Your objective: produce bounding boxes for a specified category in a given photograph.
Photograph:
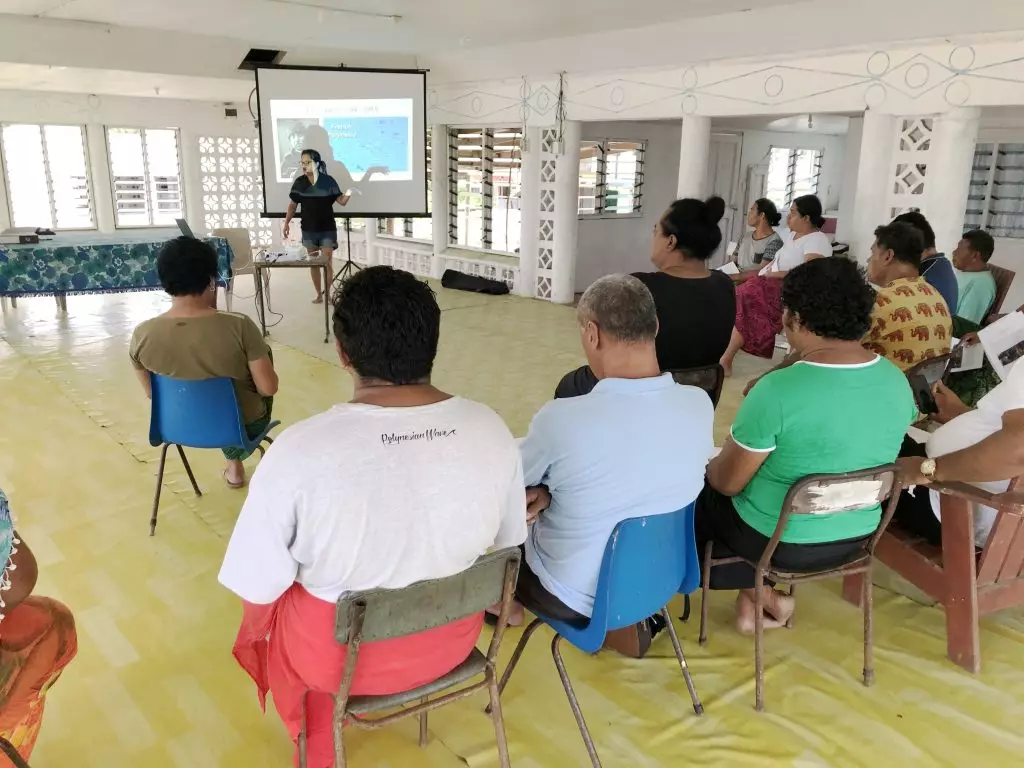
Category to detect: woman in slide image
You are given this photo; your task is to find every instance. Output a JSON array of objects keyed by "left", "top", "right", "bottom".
[
  {"left": 0, "top": 489, "right": 78, "bottom": 765},
  {"left": 554, "top": 196, "right": 736, "bottom": 398},
  {"left": 719, "top": 194, "right": 832, "bottom": 376},
  {"left": 734, "top": 198, "right": 784, "bottom": 272},
  {"left": 283, "top": 149, "right": 350, "bottom": 305}
]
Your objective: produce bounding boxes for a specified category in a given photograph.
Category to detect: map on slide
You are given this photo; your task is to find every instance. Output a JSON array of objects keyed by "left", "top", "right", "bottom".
[{"left": 323, "top": 116, "right": 410, "bottom": 176}]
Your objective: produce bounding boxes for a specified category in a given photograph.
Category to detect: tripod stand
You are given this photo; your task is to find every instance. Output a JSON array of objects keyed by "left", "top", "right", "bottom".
[{"left": 331, "top": 218, "right": 361, "bottom": 294}]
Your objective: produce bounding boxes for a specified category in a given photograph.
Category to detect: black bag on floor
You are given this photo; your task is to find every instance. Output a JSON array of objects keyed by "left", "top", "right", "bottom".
[{"left": 440, "top": 269, "right": 510, "bottom": 295}]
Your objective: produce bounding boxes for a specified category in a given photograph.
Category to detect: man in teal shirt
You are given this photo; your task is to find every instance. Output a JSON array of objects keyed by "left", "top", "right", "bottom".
[{"left": 953, "top": 229, "right": 998, "bottom": 325}]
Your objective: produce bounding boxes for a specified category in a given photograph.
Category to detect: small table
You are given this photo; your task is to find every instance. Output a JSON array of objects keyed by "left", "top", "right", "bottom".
[{"left": 253, "top": 251, "right": 331, "bottom": 343}]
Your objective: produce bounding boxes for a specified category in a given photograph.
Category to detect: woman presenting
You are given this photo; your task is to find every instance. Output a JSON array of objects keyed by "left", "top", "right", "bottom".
[{"left": 282, "top": 149, "right": 351, "bottom": 304}]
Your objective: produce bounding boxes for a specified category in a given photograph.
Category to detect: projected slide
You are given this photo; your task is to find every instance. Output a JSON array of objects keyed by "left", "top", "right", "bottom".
[
  {"left": 256, "top": 66, "right": 427, "bottom": 217},
  {"left": 270, "top": 99, "right": 413, "bottom": 184}
]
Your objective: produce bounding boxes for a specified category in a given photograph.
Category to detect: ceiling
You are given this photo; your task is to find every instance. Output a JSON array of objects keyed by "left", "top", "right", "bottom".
[
  {"left": 2, "top": 0, "right": 798, "bottom": 53},
  {"left": 714, "top": 114, "right": 853, "bottom": 135}
]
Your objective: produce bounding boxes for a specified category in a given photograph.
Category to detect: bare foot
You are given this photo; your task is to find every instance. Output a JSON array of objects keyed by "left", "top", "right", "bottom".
[
  {"left": 720, "top": 358, "right": 733, "bottom": 378},
  {"left": 487, "top": 600, "right": 525, "bottom": 627},
  {"left": 734, "top": 593, "right": 786, "bottom": 635},
  {"left": 223, "top": 460, "right": 246, "bottom": 489},
  {"left": 765, "top": 593, "right": 795, "bottom": 625},
  {"left": 312, "top": 294, "right": 324, "bottom": 304}
]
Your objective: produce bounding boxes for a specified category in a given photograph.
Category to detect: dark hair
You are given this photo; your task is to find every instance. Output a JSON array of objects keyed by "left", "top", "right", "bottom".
[
  {"left": 156, "top": 236, "right": 218, "bottom": 297},
  {"left": 962, "top": 229, "right": 995, "bottom": 263},
  {"left": 301, "top": 148, "right": 327, "bottom": 175},
  {"left": 332, "top": 266, "right": 440, "bottom": 384},
  {"left": 791, "top": 194, "right": 826, "bottom": 229},
  {"left": 753, "top": 198, "right": 782, "bottom": 227},
  {"left": 874, "top": 222, "right": 924, "bottom": 270},
  {"left": 781, "top": 258, "right": 876, "bottom": 341},
  {"left": 891, "top": 210, "right": 936, "bottom": 250},
  {"left": 659, "top": 196, "right": 725, "bottom": 260}
]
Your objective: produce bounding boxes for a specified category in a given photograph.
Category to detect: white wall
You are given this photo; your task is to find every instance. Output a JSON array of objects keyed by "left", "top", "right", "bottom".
[
  {"left": 0, "top": 89, "right": 259, "bottom": 235},
  {"left": 733, "top": 129, "right": 847, "bottom": 213},
  {"left": 574, "top": 120, "right": 681, "bottom": 292}
]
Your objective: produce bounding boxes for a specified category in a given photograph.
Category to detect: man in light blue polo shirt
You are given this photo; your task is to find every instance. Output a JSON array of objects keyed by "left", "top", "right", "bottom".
[{"left": 515, "top": 274, "right": 713, "bottom": 653}]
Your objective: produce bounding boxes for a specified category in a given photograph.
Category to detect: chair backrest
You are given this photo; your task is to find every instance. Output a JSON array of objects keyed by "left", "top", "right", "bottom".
[
  {"left": 589, "top": 504, "right": 697, "bottom": 633},
  {"left": 212, "top": 227, "right": 254, "bottom": 275},
  {"left": 989, "top": 265, "right": 1015, "bottom": 316},
  {"left": 149, "top": 374, "right": 249, "bottom": 449},
  {"left": 762, "top": 465, "right": 900, "bottom": 567},
  {"left": 335, "top": 547, "right": 521, "bottom": 645},
  {"left": 669, "top": 364, "right": 725, "bottom": 408}
]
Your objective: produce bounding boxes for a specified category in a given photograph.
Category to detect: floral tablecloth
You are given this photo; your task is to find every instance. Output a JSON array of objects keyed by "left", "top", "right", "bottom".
[{"left": 0, "top": 232, "right": 233, "bottom": 297}]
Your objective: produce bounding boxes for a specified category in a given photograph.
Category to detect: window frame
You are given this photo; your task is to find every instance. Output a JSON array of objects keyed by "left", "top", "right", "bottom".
[
  {"left": 578, "top": 137, "right": 647, "bottom": 219},
  {"left": 446, "top": 126, "right": 523, "bottom": 257},
  {"left": 104, "top": 126, "right": 186, "bottom": 229},
  {"left": 378, "top": 128, "right": 434, "bottom": 244},
  {"left": 0, "top": 122, "right": 98, "bottom": 232},
  {"left": 765, "top": 145, "right": 823, "bottom": 212}
]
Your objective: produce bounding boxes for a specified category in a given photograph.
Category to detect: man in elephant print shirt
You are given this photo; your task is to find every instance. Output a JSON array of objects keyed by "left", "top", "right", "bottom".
[{"left": 863, "top": 222, "right": 952, "bottom": 372}]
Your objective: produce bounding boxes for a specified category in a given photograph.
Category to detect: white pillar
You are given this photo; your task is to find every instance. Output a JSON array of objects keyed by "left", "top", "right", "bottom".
[
  {"left": 835, "top": 116, "right": 863, "bottom": 244},
  {"left": 927, "top": 108, "right": 981, "bottom": 256},
  {"left": 430, "top": 123, "right": 448, "bottom": 278},
  {"left": 551, "top": 121, "right": 582, "bottom": 304},
  {"left": 363, "top": 218, "right": 378, "bottom": 265},
  {"left": 676, "top": 115, "right": 711, "bottom": 199},
  {"left": 517, "top": 126, "right": 542, "bottom": 297},
  {"left": 180, "top": 130, "right": 205, "bottom": 235},
  {"left": 850, "top": 110, "right": 896, "bottom": 264}
]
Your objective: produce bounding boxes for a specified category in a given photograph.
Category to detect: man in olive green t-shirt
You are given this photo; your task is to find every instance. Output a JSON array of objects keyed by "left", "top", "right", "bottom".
[{"left": 129, "top": 237, "right": 279, "bottom": 488}]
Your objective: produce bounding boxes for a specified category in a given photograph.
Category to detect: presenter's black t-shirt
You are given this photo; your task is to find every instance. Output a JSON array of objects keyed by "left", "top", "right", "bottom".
[
  {"left": 632, "top": 270, "right": 736, "bottom": 371},
  {"left": 289, "top": 173, "right": 343, "bottom": 232}
]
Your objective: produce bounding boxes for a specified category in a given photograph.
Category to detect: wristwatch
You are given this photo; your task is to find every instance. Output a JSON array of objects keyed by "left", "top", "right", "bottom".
[{"left": 920, "top": 458, "right": 937, "bottom": 480}]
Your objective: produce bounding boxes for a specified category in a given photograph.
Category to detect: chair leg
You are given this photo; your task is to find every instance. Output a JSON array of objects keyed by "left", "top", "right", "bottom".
[
  {"left": 698, "top": 541, "right": 714, "bottom": 646},
  {"left": 0, "top": 736, "right": 31, "bottom": 768},
  {"left": 552, "top": 634, "right": 601, "bottom": 768},
  {"left": 493, "top": 617, "right": 543, "bottom": 702},
  {"left": 297, "top": 692, "right": 308, "bottom": 768},
  {"left": 754, "top": 576, "right": 766, "bottom": 712},
  {"left": 418, "top": 708, "right": 428, "bottom": 748},
  {"left": 150, "top": 443, "right": 170, "bottom": 536},
  {"left": 661, "top": 607, "right": 703, "bottom": 715},
  {"left": 333, "top": 697, "right": 347, "bottom": 768},
  {"left": 863, "top": 564, "right": 874, "bottom": 686},
  {"left": 486, "top": 668, "right": 512, "bottom": 768},
  {"left": 785, "top": 584, "right": 796, "bottom": 629},
  {"left": 175, "top": 445, "right": 202, "bottom": 497},
  {"left": 257, "top": 444, "right": 265, "bottom": 457}
]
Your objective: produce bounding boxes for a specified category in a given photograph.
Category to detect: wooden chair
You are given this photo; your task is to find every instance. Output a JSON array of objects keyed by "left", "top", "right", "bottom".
[
  {"left": 298, "top": 547, "right": 521, "bottom": 768},
  {"left": 669, "top": 364, "right": 725, "bottom": 408},
  {"left": 986, "top": 265, "right": 1015, "bottom": 324},
  {"left": 699, "top": 466, "right": 901, "bottom": 711},
  {"left": 844, "top": 477, "right": 1024, "bottom": 673}
]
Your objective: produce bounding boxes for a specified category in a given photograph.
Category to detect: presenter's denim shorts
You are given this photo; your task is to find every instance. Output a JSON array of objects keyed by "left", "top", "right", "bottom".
[{"left": 301, "top": 230, "right": 339, "bottom": 249}]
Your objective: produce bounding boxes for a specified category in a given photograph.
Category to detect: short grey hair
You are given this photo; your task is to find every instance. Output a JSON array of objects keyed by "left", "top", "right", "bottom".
[{"left": 577, "top": 274, "right": 658, "bottom": 343}]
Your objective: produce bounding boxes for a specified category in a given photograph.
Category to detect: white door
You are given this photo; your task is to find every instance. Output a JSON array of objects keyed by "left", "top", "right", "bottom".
[{"left": 705, "top": 133, "right": 743, "bottom": 268}]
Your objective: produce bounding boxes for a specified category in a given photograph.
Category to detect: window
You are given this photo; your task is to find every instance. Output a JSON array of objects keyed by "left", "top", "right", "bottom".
[
  {"left": 1, "top": 123, "right": 94, "bottom": 230},
  {"left": 379, "top": 128, "right": 433, "bottom": 241},
  {"left": 578, "top": 139, "right": 645, "bottom": 216},
  {"left": 765, "top": 147, "right": 822, "bottom": 212},
  {"left": 964, "top": 142, "right": 1024, "bottom": 238},
  {"left": 106, "top": 127, "right": 184, "bottom": 227},
  {"left": 448, "top": 127, "right": 522, "bottom": 254}
]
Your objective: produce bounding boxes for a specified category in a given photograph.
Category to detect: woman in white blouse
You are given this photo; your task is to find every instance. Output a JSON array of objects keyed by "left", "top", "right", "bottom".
[{"left": 720, "top": 195, "right": 831, "bottom": 376}]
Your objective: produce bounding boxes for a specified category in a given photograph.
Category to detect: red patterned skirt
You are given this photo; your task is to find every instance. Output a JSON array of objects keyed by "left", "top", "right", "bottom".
[{"left": 735, "top": 275, "right": 785, "bottom": 359}]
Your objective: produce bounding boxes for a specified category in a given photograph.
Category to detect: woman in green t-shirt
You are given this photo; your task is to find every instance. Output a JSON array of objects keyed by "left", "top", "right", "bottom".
[{"left": 698, "top": 258, "right": 916, "bottom": 635}]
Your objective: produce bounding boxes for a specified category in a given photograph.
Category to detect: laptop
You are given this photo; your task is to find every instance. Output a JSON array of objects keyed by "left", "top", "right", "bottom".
[{"left": 175, "top": 219, "right": 197, "bottom": 238}]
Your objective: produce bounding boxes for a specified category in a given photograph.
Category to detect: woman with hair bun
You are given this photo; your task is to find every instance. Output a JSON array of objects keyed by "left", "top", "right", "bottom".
[
  {"left": 555, "top": 196, "right": 736, "bottom": 398},
  {"left": 734, "top": 198, "right": 784, "bottom": 271},
  {"left": 720, "top": 194, "right": 832, "bottom": 376}
]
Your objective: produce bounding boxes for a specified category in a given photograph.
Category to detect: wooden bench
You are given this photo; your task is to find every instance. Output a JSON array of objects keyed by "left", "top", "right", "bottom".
[{"left": 843, "top": 478, "right": 1024, "bottom": 673}]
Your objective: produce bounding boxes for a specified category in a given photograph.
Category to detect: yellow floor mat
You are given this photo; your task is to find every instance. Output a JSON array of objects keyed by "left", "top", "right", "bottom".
[{"left": 1, "top": 275, "right": 1022, "bottom": 767}]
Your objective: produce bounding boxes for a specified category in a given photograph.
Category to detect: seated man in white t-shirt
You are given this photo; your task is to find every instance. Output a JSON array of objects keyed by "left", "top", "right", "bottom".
[
  {"left": 218, "top": 266, "right": 527, "bottom": 767},
  {"left": 515, "top": 274, "right": 714, "bottom": 656},
  {"left": 895, "top": 353, "right": 1024, "bottom": 546}
]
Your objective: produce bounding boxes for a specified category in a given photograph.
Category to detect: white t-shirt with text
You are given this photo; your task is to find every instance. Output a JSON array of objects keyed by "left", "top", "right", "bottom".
[{"left": 218, "top": 397, "right": 528, "bottom": 605}]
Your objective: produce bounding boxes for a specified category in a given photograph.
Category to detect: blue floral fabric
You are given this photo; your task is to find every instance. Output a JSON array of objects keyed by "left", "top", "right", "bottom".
[
  {"left": 0, "top": 490, "right": 13, "bottom": 574},
  {"left": 0, "top": 235, "right": 232, "bottom": 297}
]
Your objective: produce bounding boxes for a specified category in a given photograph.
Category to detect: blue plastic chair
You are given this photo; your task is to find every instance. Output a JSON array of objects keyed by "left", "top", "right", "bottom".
[
  {"left": 493, "top": 504, "right": 703, "bottom": 767},
  {"left": 147, "top": 374, "right": 280, "bottom": 536}
]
